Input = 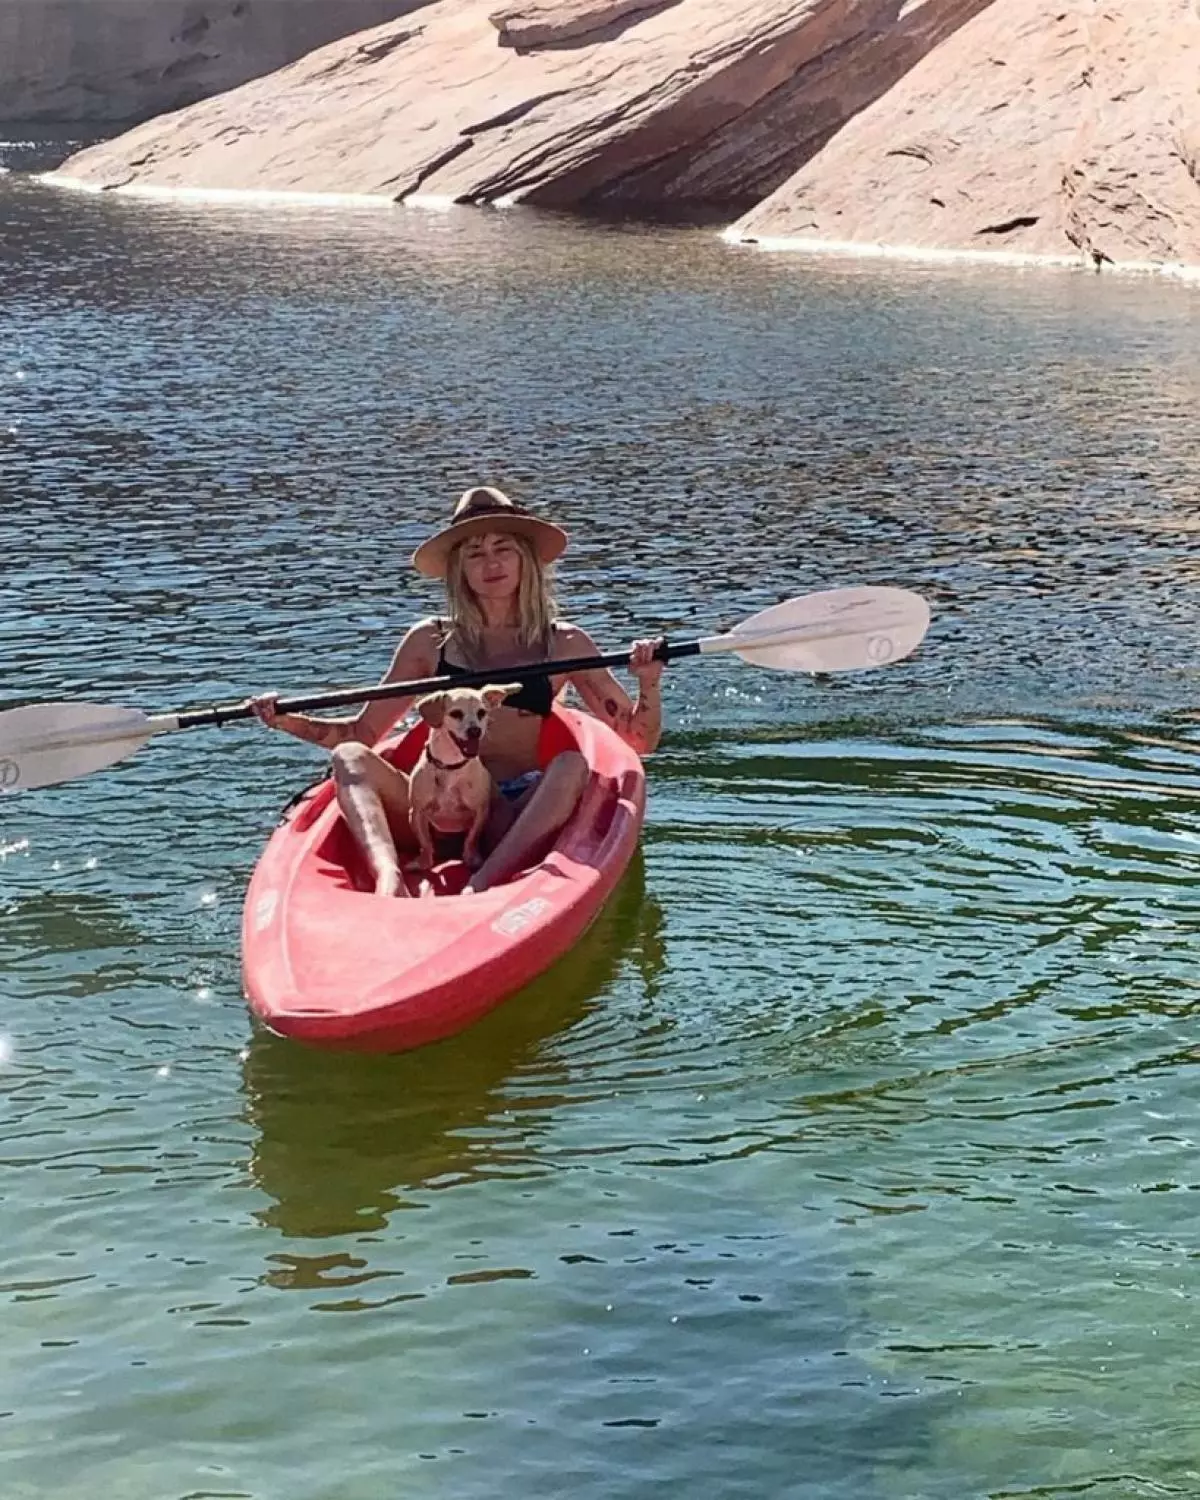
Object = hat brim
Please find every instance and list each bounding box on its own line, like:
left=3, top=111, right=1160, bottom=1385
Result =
left=411, top=512, right=568, bottom=579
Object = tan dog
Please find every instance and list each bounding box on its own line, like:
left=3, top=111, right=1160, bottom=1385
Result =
left=408, top=683, right=522, bottom=875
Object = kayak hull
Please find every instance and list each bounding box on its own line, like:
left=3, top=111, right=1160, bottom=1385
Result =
left=241, top=708, right=646, bottom=1052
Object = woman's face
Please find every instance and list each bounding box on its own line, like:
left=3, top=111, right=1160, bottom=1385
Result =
left=459, top=530, right=523, bottom=601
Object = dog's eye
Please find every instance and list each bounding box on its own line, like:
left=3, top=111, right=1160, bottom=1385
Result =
left=449, top=709, right=464, bottom=720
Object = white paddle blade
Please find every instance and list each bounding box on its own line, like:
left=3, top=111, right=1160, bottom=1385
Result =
left=715, top=586, right=931, bottom=673
left=0, top=702, right=166, bottom=793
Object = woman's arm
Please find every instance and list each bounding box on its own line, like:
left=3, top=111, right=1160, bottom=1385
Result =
left=558, top=625, right=664, bottom=755
left=251, top=620, right=440, bottom=750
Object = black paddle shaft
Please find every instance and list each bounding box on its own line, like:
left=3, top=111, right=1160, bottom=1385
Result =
left=175, top=639, right=694, bottom=730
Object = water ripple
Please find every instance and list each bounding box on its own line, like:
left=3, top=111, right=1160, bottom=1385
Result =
left=4, top=151, right=1200, bottom=1498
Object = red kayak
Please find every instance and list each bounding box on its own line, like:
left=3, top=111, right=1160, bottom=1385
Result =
left=241, top=708, right=646, bottom=1052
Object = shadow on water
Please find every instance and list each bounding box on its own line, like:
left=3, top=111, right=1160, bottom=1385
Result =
left=0, top=890, right=154, bottom=1003
left=240, top=854, right=665, bottom=1238
left=0, top=887, right=143, bottom=953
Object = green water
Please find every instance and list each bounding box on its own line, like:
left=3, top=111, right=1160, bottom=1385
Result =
left=4, top=138, right=1200, bottom=1499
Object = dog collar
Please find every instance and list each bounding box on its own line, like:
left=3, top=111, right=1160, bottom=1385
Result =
left=427, top=747, right=470, bottom=771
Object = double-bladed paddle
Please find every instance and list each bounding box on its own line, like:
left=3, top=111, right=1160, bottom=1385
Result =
left=0, top=585, right=930, bottom=794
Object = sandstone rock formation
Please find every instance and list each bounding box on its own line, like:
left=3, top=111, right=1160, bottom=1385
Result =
left=50, top=0, right=994, bottom=212
left=43, top=0, right=1200, bottom=273
left=0, top=0, right=429, bottom=123
left=487, top=0, right=664, bottom=48
left=729, top=0, right=1200, bottom=270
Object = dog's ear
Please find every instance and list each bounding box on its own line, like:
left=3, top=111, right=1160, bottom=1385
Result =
left=482, top=682, right=525, bottom=709
left=417, top=692, right=447, bottom=727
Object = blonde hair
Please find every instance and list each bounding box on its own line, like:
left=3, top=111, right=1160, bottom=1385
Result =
left=442, top=531, right=557, bottom=661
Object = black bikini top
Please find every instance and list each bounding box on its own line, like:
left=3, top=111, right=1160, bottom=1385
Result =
left=434, top=631, right=555, bottom=718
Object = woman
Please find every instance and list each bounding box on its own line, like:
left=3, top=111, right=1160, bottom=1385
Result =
left=251, top=486, right=664, bottom=897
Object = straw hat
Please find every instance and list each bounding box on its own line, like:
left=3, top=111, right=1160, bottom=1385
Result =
left=411, top=486, right=568, bottom=579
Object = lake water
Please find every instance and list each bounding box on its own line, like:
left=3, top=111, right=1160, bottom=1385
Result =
left=4, top=130, right=1200, bottom=1500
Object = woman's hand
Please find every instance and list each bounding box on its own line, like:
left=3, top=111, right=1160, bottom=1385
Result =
left=248, top=693, right=282, bottom=729
left=629, top=638, right=665, bottom=693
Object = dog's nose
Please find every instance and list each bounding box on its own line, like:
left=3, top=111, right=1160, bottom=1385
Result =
left=465, top=724, right=483, bottom=740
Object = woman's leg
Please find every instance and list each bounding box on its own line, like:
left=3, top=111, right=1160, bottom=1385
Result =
left=466, top=752, right=588, bottom=895
left=330, top=743, right=413, bottom=897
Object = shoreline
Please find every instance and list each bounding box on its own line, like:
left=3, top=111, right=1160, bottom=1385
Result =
left=722, top=228, right=1200, bottom=283
left=30, top=170, right=1200, bottom=283
left=38, top=172, right=480, bottom=216
left=37, top=171, right=396, bottom=209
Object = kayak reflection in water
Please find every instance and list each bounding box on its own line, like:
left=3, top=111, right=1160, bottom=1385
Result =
left=250, top=486, right=663, bottom=897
